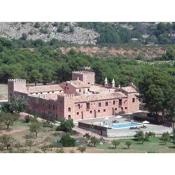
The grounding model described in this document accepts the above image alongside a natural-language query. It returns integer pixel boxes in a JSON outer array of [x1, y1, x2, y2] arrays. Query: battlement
[[8, 79, 26, 83], [65, 94, 75, 98], [72, 70, 95, 74]]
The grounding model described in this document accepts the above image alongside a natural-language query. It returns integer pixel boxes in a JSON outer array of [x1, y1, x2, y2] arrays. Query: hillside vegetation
[[0, 37, 175, 86], [1, 22, 175, 46]]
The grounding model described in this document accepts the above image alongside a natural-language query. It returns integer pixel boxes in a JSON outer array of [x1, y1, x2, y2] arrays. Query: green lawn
[[96, 137, 175, 153]]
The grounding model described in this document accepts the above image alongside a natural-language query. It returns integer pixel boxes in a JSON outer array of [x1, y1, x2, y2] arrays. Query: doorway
[[81, 112, 83, 119], [112, 108, 115, 115], [94, 110, 97, 118]]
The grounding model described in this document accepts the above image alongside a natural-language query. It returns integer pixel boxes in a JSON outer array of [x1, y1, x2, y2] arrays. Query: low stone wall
[[78, 121, 108, 137]]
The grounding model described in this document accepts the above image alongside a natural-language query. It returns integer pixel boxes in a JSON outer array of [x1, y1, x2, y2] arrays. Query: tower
[[112, 79, 115, 88], [104, 77, 108, 87], [72, 70, 95, 85], [8, 79, 27, 101]]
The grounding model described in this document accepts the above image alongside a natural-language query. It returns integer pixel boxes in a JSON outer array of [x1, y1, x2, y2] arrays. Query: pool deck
[[77, 116, 172, 138], [107, 124, 172, 138]]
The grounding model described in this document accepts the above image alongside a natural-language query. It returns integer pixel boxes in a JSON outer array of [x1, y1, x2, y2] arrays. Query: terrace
[[78, 113, 172, 138]]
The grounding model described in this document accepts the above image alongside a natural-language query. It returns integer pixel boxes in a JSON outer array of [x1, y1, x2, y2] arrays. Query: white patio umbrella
[[142, 120, 150, 124], [116, 115, 122, 119]]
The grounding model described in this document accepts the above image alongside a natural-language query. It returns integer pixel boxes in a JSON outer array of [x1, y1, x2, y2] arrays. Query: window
[[119, 99, 122, 106], [132, 98, 135, 103], [68, 107, 71, 112], [86, 102, 90, 109], [79, 89, 81, 92], [77, 112, 79, 115], [68, 115, 71, 119], [98, 102, 101, 107], [103, 109, 106, 112], [98, 110, 100, 112], [115, 108, 117, 110], [78, 104, 81, 109], [113, 101, 115, 105], [125, 107, 127, 109], [90, 111, 92, 114], [105, 102, 108, 106]]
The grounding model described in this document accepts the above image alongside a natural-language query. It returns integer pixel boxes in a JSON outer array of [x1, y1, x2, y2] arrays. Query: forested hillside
[[78, 22, 175, 45], [0, 37, 175, 87]]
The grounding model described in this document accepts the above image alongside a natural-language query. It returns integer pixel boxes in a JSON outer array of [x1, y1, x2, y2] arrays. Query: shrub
[[42, 121, 53, 128], [24, 115, 30, 123], [21, 33, 27, 40], [60, 134, 75, 147], [29, 119, 41, 137], [111, 139, 120, 149], [69, 26, 74, 33], [90, 136, 99, 147], [34, 22, 40, 28], [83, 133, 91, 140], [134, 131, 145, 144], [53, 22, 59, 27], [40, 28, 48, 34], [147, 131, 156, 137], [25, 139, 33, 150], [77, 146, 86, 153], [56, 148, 64, 153], [144, 132, 150, 141], [125, 141, 132, 149], [57, 25, 64, 33], [70, 149, 75, 153], [0, 112, 18, 129], [41, 145, 49, 153], [160, 132, 170, 144], [56, 119, 74, 133], [0, 135, 14, 150]]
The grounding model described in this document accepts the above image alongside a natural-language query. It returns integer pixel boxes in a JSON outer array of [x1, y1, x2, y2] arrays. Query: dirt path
[[0, 127, 27, 136]]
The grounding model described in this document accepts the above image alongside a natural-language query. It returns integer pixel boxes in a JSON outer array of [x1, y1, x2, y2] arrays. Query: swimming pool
[[112, 122, 142, 129]]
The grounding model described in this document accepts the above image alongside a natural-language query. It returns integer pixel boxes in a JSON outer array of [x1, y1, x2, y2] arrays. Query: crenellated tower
[[8, 79, 27, 101]]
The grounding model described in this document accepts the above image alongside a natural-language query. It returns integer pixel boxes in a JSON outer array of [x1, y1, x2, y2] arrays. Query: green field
[[96, 137, 175, 153]]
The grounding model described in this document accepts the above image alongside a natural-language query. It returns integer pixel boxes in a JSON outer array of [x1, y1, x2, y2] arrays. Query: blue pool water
[[112, 122, 142, 129]]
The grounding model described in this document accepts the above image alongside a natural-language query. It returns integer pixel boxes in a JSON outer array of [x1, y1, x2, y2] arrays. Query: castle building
[[8, 69, 140, 121]]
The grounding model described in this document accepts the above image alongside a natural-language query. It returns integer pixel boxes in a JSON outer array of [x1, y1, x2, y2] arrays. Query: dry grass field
[[0, 118, 175, 153]]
